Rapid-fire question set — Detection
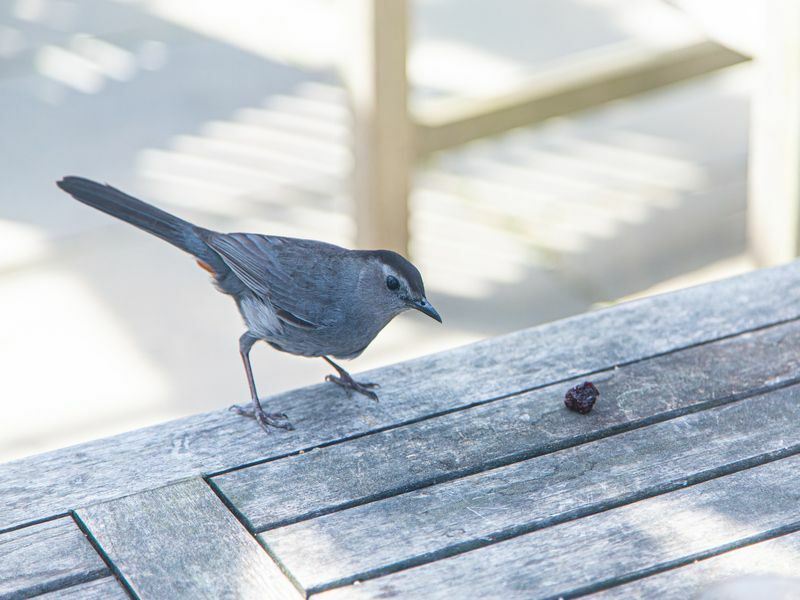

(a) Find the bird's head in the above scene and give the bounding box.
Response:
[360,250,442,324]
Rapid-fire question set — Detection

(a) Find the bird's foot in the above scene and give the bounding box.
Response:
[229,404,294,432]
[325,373,380,402]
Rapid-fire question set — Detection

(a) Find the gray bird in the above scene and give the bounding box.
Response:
[57,176,441,432]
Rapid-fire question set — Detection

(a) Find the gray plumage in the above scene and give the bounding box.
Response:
[56,176,441,432]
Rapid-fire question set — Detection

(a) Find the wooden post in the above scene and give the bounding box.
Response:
[748,0,800,265]
[341,0,411,255]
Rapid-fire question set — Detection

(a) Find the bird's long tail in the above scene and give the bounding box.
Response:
[57,176,216,263]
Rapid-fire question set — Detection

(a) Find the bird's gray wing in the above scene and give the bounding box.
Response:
[203,232,345,328]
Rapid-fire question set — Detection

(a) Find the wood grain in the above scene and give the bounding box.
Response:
[35,577,129,599]
[76,478,300,600]
[0,517,108,599]
[2,262,800,533]
[216,318,800,531]
[593,531,800,598]
[313,454,800,600]
[260,384,800,592]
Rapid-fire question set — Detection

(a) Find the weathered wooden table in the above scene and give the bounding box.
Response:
[3,262,800,599]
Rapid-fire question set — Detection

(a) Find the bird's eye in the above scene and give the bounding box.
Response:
[386,275,400,291]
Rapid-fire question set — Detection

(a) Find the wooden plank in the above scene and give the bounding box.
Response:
[415,39,748,156]
[76,478,300,600]
[593,531,800,598]
[2,262,800,533]
[313,454,800,600]
[0,517,109,599]
[215,318,800,532]
[747,0,800,265]
[342,0,411,253]
[259,384,800,593]
[35,577,129,599]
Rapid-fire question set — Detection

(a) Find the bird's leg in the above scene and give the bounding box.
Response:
[230,332,294,432]
[322,356,380,402]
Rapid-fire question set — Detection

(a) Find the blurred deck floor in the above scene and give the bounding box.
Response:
[0,0,755,460]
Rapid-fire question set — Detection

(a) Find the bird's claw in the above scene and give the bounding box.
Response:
[230,403,294,432]
[256,411,295,432]
[325,374,380,402]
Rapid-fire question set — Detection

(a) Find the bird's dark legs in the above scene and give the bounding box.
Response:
[230,332,294,432]
[323,356,380,401]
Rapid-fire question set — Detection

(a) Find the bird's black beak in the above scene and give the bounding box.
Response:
[412,297,442,323]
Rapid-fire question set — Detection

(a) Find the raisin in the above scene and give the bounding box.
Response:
[564,382,599,414]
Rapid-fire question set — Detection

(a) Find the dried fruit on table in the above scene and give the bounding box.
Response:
[565,382,599,414]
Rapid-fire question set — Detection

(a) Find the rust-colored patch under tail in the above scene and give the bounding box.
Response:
[196,260,216,275]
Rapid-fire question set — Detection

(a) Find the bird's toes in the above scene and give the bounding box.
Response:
[325,373,379,401]
[255,411,294,433]
[229,404,253,416]
[326,374,354,395]
[356,386,380,403]
[269,419,295,432]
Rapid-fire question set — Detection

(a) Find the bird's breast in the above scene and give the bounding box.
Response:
[236,294,389,359]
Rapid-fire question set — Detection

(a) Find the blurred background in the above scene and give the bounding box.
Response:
[0,0,794,461]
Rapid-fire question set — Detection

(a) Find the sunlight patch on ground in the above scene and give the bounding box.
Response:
[0,267,175,461]
[136,81,354,245]
[142,0,338,69]
[70,34,136,81]
[0,220,50,270]
[35,43,105,93]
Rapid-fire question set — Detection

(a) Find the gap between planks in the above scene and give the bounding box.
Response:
[0,513,70,538]
[71,511,138,600]
[590,527,800,598]
[311,455,800,599]
[303,443,800,595]
[0,515,111,600]
[33,577,131,599]
[204,475,307,598]
[562,520,800,600]
[74,478,303,600]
